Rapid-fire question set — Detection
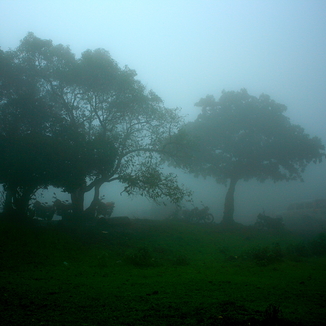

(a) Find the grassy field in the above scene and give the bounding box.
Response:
[0,218,325,325]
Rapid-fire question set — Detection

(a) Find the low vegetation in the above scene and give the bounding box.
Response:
[1,218,325,325]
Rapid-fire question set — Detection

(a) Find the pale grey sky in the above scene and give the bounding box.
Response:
[1,0,325,220]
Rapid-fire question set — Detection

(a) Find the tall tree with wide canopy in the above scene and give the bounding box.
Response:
[166,89,325,224]
[0,33,189,221]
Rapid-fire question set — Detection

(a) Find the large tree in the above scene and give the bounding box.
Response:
[166,89,325,224]
[0,33,189,221]
[0,47,64,219]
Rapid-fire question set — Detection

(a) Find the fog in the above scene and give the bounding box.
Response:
[1,0,325,223]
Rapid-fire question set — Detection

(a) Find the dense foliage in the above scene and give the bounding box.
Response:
[0,33,189,221]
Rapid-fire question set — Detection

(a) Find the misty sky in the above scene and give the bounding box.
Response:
[1,0,325,221]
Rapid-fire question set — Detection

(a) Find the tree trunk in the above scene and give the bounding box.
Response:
[83,183,102,220]
[15,187,34,216]
[70,179,105,224]
[3,185,35,222]
[71,187,85,221]
[222,177,238,225]
[3,186,15,216]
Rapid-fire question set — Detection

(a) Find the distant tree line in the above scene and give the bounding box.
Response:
[0,33,324,225]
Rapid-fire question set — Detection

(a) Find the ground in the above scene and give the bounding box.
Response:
[0,218,325,325]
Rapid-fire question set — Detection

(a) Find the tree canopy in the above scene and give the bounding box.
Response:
[0,33,189,221]
[166,89,325,224]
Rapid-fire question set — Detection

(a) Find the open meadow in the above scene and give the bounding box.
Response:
[1,218,325,325]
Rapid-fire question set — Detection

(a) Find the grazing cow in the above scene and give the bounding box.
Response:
[32,201,56,221]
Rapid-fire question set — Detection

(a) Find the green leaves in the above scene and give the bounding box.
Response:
[1,33,187,217]
[120,164,192,205]
[177,89,324,183]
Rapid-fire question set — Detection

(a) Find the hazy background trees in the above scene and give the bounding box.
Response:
[165,89,325,224]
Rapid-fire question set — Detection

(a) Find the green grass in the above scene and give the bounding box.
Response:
[0,219,325,325]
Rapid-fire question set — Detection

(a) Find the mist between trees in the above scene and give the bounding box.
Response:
[0,33,325,226]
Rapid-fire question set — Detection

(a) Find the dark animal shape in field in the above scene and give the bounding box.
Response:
[255,213,284,231]
[53,199,73,219]
[95,201,115,219]
[84,201,115,220]
[32,201,56,220]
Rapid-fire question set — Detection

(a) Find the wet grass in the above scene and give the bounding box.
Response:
[0,219,325,325]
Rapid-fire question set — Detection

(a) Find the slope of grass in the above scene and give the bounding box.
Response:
[0,219,325,325]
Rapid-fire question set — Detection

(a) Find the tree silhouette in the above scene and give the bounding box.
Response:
[0,33,189,221]
[166,89,325,224]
